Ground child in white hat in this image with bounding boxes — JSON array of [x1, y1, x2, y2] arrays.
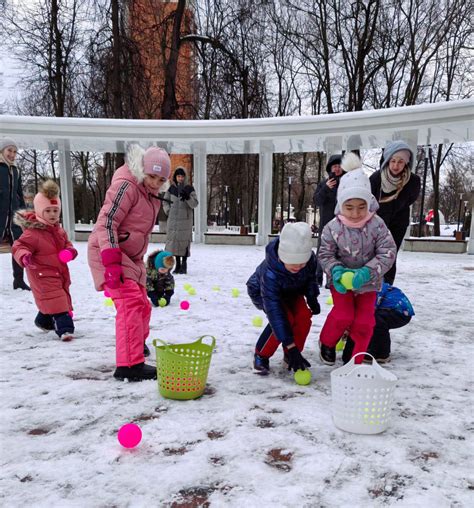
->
[[247, 222, 321, 375], [318, 153, 397, 365]]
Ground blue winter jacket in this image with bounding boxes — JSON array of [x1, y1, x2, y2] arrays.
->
[[246, 238, 320, 346], [376, 283, 415, 317]]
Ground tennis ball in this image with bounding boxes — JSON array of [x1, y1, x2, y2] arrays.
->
[[188, 287, 196, 296], [158, 298, 167, 307], [341, 271, 354, 290], [104, 297, 114, 307], [183, 283, 192, 291], [326, 295, 333, 305], [294, 369, 311, 385], [231, 288, 240, 297], [252, 316, 263, 327], [212, 285, 221, 291], [336, 339, 345, 352]]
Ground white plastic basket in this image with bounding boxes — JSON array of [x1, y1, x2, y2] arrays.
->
[[330, 353, 397, 434]]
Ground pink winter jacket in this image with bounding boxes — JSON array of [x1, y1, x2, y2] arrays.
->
[[87, 164, 161, 291]]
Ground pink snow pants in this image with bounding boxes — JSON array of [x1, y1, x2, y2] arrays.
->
[[107, 279, 151, 367], [320, 288, 376, 364]]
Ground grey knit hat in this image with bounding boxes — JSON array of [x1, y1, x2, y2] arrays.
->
[[381, 141, 414, 171], [0, 137, 18, 152]]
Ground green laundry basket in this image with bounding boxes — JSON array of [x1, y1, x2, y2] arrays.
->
[[153, 336, 216, 400]]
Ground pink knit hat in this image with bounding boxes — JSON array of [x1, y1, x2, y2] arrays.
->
[[34, 180, 61, 225], [143, 147, 171, 179]]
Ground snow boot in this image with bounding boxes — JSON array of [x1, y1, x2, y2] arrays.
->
[[174, 256, 182, 274], [253, 353, 270, 375], [319, 341, 336, 365], [113, 362, 157, 382], [12, 257, 30, 290], [181, 256, 187, 274], [34, 312, 55, 332]]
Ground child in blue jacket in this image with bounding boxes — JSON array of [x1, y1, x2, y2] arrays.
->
[[342, 282, 414, 363], [246, 222, 321, 375]]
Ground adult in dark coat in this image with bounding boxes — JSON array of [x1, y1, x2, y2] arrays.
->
[[0, 137, 30, 290], [370, 141, 421, 284], [313, 154, 343, 286]]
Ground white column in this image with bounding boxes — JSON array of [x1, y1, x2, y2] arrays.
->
[[257, 141, 273, 246], [192, 142, 207, 243], [58, 140, 75, 241], [468, 203, 474, 255]]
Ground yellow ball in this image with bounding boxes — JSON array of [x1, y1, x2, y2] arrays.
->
[[336, 339, 345, 352], [212, 285, 221, 291], [231, 288, 240, 297], [252, 316, 263, 327], [188, 287, 196, 296], [183, 283, 192, 291], [325, 295, 333, 305], [294, 369, 311, 385], [104, 297, 114, 307], [341, 271, 354, 290], [158, 298, 167, 307]]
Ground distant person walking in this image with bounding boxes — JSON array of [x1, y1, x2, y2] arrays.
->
[[0, 137, 30, 290], [313, 154, 343, 287], [370, 141, 421, 284], [163, 167, 198, 274]]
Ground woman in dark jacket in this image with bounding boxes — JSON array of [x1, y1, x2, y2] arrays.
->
[[0, 137, 30, 290], [370, 141, 421, 284], [313, 154, 343, 286]]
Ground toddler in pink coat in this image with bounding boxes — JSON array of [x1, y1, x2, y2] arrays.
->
[[12, 180, 77, 341], [87, 145, 171, 381]]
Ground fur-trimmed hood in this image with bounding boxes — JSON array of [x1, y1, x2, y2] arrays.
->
[[126, 144, 147, 184], [14, 209, 48, 230]]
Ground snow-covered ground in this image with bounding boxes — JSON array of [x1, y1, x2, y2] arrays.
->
[[1, 242, 473, 507]]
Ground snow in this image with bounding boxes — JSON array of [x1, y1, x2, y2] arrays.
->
[[1, 242, 473, 507]]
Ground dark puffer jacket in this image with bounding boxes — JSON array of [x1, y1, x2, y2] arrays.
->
[[246, 238, 320, 346], [313, 154, 343, 231], [0, 157, 25, 241]]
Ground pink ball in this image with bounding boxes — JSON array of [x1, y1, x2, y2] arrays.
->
[[117, 423, 142, 449], [68, 311, 74, 318], [58, 249, 73, 263], [104, 290, 111, 298], [180, 300, 190, 310]]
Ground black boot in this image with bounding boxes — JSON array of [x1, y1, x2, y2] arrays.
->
[[174, 256, 182, 274], [113, 362, 157, 381], [181, 256, 187, 274], [12, 257, 30, 290], [144, 343, 150, 357]]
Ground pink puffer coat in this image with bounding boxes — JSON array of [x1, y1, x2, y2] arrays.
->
[[12, 211, 74, 314], [87, 164, 161, 291]]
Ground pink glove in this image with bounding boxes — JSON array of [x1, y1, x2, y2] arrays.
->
[[101, 248, 123, 289], [22, 254, 36, 269], [58, 248, 77, 263]]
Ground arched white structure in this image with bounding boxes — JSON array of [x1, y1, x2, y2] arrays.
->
[[1, 99, 473, 248]]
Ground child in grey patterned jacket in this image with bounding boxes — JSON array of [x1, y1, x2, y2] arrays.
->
[[318, 153, 397, 365]]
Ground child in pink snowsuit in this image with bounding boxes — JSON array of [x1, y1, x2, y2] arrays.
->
[[318, 153, 396, 365], [87, 145, 171, 381]]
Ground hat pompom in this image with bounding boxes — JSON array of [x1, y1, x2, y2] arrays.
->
[[40, 180, 60, 200], [341, 152, 362, 173]]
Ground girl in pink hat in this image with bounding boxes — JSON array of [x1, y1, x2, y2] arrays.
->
[[12, 180, 77, 341], [87, 144, 171, 382]]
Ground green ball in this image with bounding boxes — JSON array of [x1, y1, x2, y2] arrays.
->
[[294, 369, 311, 386], [183, 283, 192, 291], [341, 271, 354, 290], [231, 288, 240, 297], [212, 285, 221, 291], [104, 297, 114, 307], [326, 295, 333, 305], [336, 339, 345, 351], [188, 287, 196, 296], [252, 316, 263, 327], [158, 298, 167, 307]]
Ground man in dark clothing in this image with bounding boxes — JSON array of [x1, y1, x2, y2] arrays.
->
[[313, 154, 343, 286], [0, 137, 30, 290]]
